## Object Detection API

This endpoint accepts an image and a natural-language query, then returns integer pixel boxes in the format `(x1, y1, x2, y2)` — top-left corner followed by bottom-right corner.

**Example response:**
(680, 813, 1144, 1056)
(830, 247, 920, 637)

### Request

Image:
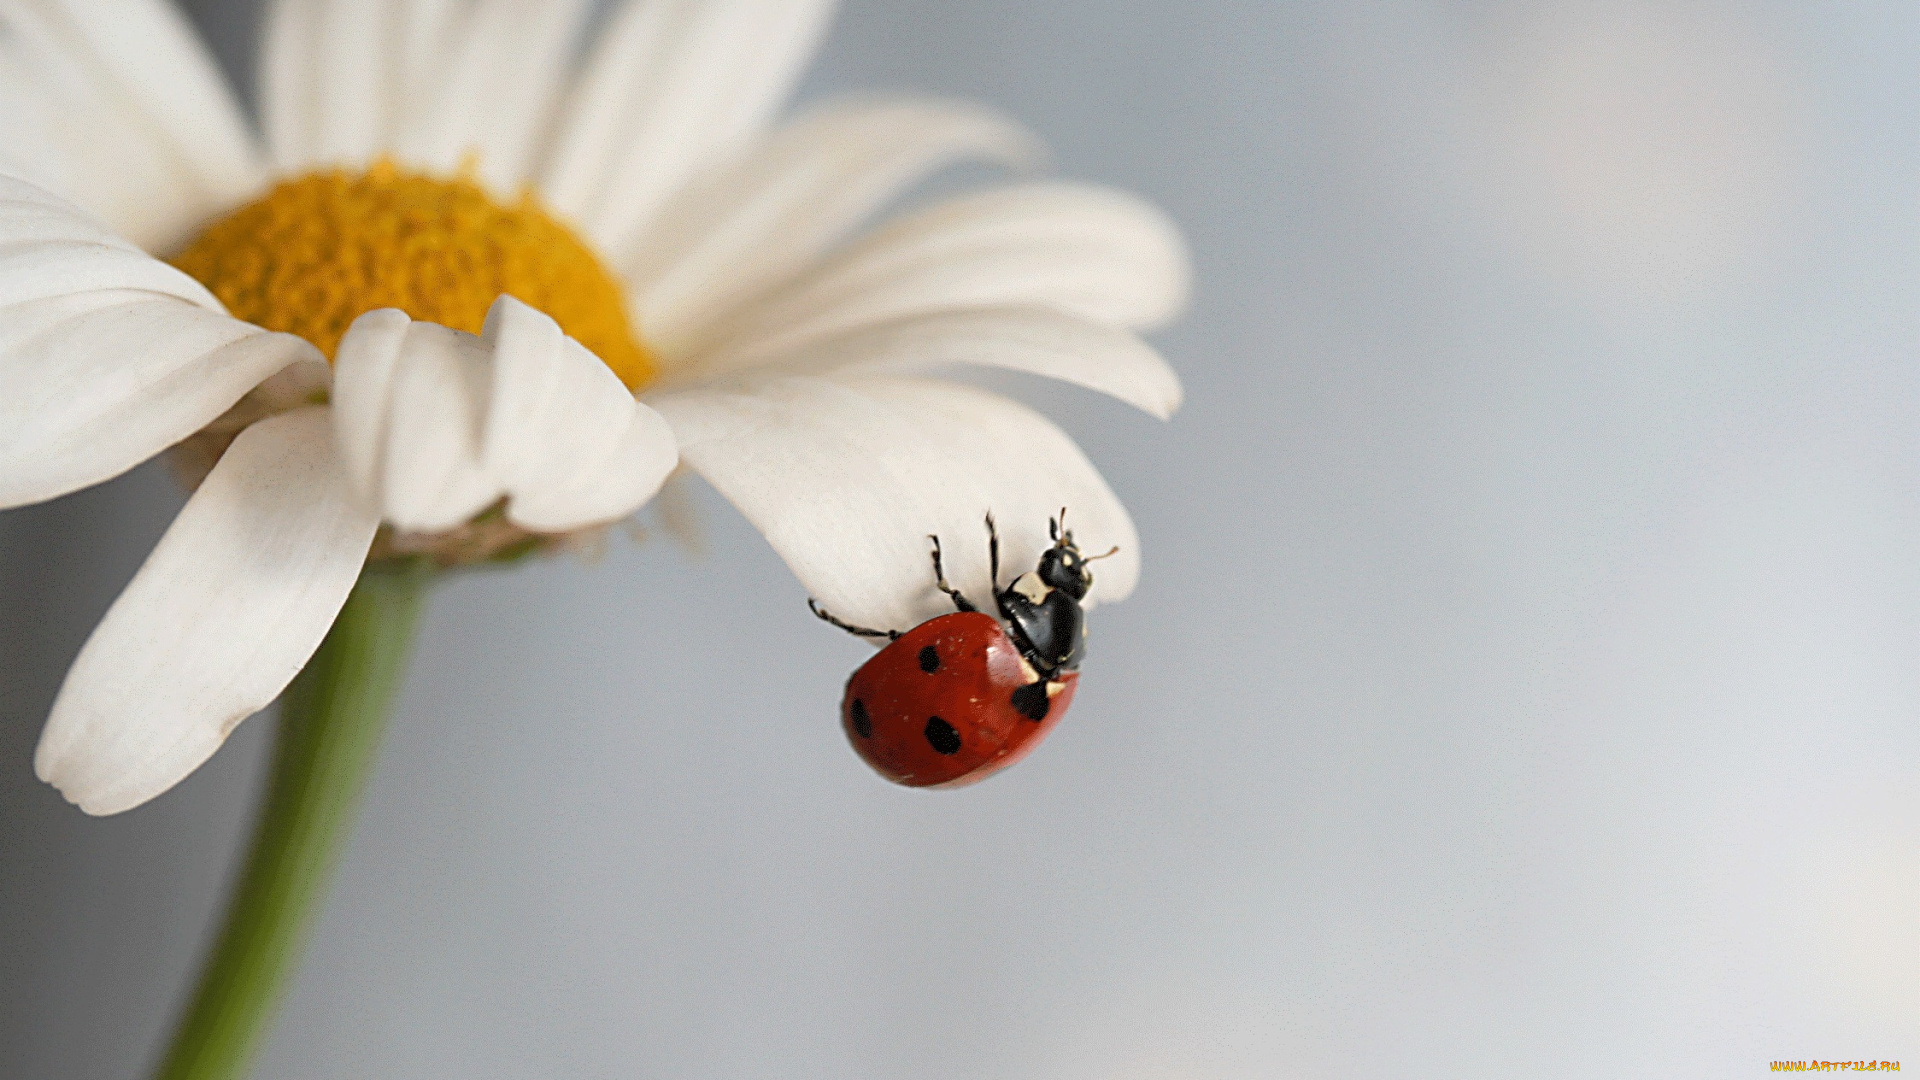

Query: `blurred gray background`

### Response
(5, 1, 1918, 1077)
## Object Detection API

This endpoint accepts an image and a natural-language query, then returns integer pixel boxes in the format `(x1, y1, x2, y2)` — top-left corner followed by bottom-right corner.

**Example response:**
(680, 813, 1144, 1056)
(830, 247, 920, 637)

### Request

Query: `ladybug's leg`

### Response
(984, 511, 1001, 590)
(809, 599, 900, 641)
(928, 535, 978, 613)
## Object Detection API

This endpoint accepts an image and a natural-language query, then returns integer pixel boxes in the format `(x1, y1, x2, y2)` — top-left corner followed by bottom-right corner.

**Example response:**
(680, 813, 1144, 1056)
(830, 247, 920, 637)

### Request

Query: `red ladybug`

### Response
(810, 512, 1114, 788)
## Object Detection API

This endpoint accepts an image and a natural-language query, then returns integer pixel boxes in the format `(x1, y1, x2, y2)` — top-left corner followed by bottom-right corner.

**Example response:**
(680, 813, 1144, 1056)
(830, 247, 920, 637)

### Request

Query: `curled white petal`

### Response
(541, 0, 839, 250)
(479, 296, 625, 493)
(686, 183, 1193, 363)
(329, 305, 412, 507)
(333, 297, 677, 534)
(628, 96, 1042, 357)
(376, 321, 499, 532)
(0, 175, 323, 509)
(653, 374, 1138, 635)
(700, 305, 1183, 420)
(35, 407, 380, 816)
(479, 297, 678, 532)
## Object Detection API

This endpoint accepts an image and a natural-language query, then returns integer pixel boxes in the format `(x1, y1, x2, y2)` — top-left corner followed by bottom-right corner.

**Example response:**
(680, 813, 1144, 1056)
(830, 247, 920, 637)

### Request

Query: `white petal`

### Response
(0, 297, 318, 508)
(480, 296, 676, 531)
(32, 0, 261, 199)
(258, 0, 319, 170)
(387, 0, 460, 116)
(541, 0, 838, 251)
(697, 305, 1183, 420)
(388, 0, 594, 195)
(0, 13, 162, 230)
(309, 0, 392, 167)
(35, 407, 379, 816)
(653, 374, 1138, 635)
(262, 0, 459, 171)
(0, 0, 262, 251)
(0, 238, 215, 308)
(627, 96, 1041, 358)
(685, 183, 1192, 363)
(0, 175, 321, 508)
(0, 173, 222, 307)
(377, 322, 498, 532)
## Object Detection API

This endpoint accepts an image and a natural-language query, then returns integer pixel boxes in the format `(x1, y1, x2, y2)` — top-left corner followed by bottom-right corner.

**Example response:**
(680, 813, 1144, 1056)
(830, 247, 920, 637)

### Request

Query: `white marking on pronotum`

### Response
(1011, 572, 1051, 604)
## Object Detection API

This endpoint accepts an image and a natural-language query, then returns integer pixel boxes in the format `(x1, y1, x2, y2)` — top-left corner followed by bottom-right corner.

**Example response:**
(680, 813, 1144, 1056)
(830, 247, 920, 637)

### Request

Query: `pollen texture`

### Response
(171, 162, 654, 389)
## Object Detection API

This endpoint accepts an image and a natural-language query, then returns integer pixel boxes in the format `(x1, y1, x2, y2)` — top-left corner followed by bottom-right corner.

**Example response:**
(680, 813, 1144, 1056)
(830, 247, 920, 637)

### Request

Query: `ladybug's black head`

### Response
(1037, 510, 1113, 601)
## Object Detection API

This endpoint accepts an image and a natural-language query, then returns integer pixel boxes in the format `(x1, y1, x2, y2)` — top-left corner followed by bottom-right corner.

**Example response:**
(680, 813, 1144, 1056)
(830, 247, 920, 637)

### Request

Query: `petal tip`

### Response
(1155, 377, 1186, 420)
(347, 306, 413, 333)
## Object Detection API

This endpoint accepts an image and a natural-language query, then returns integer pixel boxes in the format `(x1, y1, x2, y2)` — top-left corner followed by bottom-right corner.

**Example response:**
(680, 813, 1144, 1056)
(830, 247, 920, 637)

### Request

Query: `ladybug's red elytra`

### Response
(810, 512, 1115, 788)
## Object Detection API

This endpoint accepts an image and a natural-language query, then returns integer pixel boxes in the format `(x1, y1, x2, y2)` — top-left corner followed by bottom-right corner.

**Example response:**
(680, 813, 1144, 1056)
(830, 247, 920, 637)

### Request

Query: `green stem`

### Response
(155, 562, 432, 1080)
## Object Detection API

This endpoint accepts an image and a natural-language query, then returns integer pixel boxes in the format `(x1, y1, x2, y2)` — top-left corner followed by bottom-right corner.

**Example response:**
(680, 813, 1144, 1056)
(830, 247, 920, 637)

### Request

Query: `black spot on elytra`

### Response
(917, 644, 940, 673)
(1010, 682, 1050, 721)
(850, 698, 872, 738)
(924, 716, 961, 755)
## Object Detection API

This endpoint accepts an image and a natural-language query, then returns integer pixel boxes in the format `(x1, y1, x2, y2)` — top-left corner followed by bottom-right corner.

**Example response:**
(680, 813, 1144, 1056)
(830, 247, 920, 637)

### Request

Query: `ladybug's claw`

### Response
(810, 598, 900, 640)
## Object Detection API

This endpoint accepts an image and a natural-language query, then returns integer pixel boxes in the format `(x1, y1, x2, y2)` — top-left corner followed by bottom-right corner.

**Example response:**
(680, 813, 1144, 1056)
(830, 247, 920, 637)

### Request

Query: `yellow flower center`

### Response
(171, 161, 653, 390)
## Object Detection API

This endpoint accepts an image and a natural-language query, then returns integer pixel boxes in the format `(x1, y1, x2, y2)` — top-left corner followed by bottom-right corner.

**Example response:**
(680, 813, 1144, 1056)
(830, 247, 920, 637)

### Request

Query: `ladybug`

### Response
(810, 511, 1116, 788)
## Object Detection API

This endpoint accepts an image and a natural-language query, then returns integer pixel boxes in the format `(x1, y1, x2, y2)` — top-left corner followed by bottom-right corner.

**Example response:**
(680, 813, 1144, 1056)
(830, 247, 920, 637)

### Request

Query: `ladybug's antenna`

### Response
(1083, 545, 1122, 562)
(1051, 507, 1073, 544)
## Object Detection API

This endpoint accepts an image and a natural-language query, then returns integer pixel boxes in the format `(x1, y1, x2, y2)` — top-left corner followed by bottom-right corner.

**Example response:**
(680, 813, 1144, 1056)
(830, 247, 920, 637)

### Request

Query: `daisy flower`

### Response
(3, 0, 1187, 818)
